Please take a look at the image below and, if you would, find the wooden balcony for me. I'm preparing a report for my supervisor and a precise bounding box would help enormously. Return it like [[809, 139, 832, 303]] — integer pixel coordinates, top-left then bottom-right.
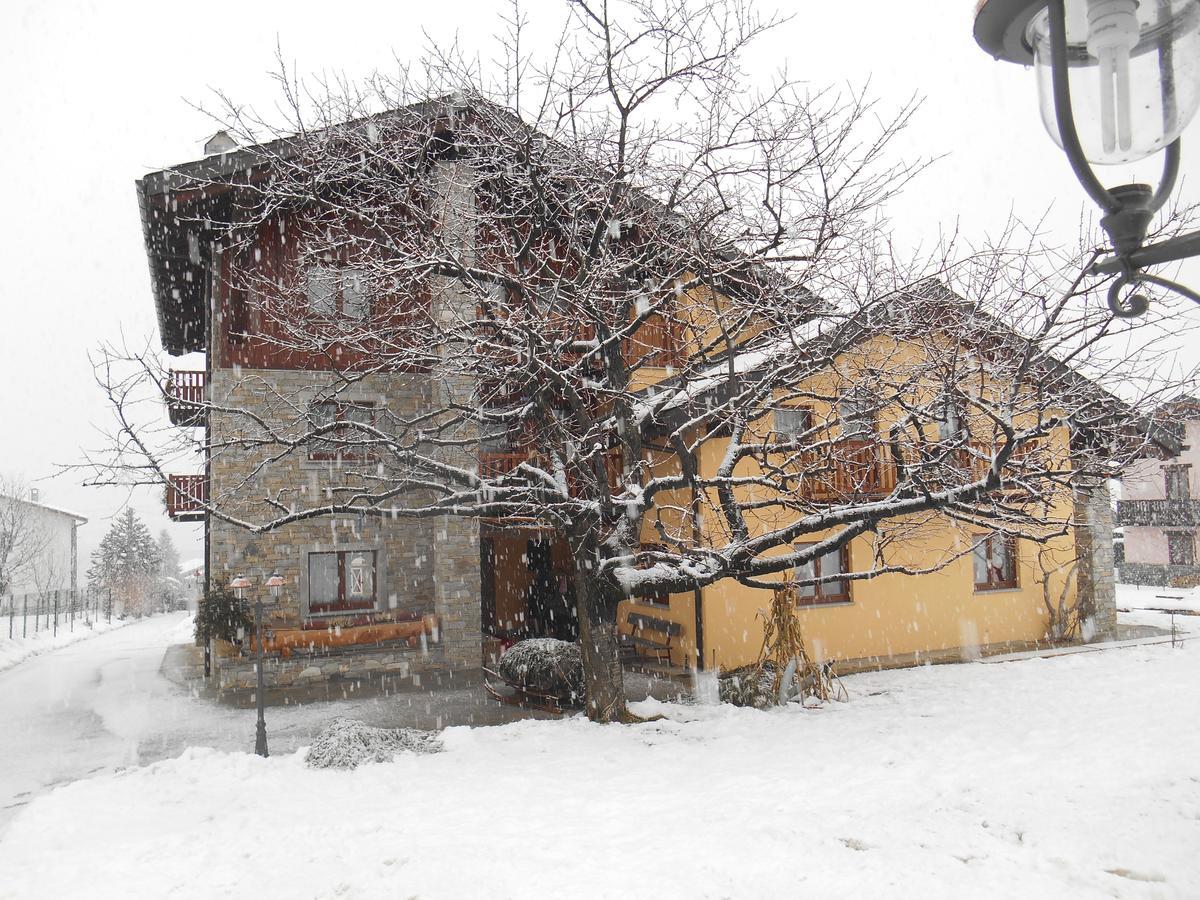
[[1118, 498, 1200, 528], [798, 440, 898, 500], [479, 451, 531, 480], [793, 439, 1047, 501], [166, 474, 207, 521], [166, 370, 206, 427], [479, 448, 625, 495]]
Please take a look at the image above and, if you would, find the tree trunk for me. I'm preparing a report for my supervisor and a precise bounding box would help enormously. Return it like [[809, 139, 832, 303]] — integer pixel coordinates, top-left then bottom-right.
[[570, 535, 631, 723]]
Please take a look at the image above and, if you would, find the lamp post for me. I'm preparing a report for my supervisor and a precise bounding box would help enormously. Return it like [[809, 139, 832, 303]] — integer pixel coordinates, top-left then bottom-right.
[[974, 0, 1200, 315], [230, 573, 270, 758]]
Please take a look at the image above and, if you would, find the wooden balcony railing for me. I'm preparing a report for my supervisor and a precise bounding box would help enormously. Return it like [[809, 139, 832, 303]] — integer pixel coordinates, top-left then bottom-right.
[[793, 439, 1048, 501], [479, 448, 624, 496], [798, 440, 898, 500], [479, 451, 531, 480], [166, 370, 206, 427], [166, 474, 207, 521], [481, 438, 1048, 506], [1117, 498, 1200, 527]]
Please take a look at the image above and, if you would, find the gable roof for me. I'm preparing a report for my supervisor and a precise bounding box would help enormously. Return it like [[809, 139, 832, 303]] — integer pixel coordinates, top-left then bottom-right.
[[637, 278, 1180, 458], [137, 96, 820, 355], [0, 495, 88, 525]]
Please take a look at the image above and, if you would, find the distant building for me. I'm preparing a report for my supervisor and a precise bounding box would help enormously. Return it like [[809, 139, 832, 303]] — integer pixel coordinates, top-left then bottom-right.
[[1, 492, 88, 596], [1118, 398, 1200, 586], [181, 557, 205, 602]]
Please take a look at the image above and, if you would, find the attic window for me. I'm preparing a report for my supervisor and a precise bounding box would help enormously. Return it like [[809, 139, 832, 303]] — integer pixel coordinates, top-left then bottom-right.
[[772, 406, 813, 443], [838, 390, 877, 441], [937, 391, 968, 442], [306, 266, 370, 319]]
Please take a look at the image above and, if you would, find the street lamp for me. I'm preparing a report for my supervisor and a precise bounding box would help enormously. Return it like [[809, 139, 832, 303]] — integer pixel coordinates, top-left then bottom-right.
[[230, 572, 271, 758], [975, 0, 1200, 315]]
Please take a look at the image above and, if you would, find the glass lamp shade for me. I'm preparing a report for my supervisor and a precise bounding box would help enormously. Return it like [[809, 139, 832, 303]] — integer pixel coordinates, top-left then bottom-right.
[[1027, 0, 1200, 164]]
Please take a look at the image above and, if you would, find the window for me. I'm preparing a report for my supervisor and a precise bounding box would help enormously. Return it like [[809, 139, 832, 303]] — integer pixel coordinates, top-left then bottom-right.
[[1165, 466, 1191, 501], [309, 401, 376, 461], [772, 405, 813, 443], [308, 550, 377, 615], [937, 391, 968, 442], [838, 390, 876, 441], [973, 533, 1018, 591], [305, 266, 370, 319], [1168, 532, 1195, 566], [793, 542, 851, 604]]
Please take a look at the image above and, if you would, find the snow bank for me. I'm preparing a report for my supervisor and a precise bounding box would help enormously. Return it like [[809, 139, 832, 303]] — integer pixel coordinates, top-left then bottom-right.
[[1116, 582, 1200, 612], [305, 717, 442, 769], [1, 643, 1197, 898], [0, 614, 136, 674]]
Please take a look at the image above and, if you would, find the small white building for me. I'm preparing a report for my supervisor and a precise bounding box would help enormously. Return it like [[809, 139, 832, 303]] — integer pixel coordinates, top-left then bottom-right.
[[0, 491, 88, 597]]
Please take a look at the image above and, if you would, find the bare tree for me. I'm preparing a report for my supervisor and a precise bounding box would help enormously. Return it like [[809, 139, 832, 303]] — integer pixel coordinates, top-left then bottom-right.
[[0, 476, 49, 599], [90, 0, 1197, 721]]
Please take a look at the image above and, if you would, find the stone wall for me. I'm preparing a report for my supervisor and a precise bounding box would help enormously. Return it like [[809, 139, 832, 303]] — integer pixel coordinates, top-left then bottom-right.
[[1073, 478, 1117, 638], [202, 156, 485, 678], [205, 367, 478, 670], [427, 159, 483, 670], [211, 641, 449, 692]]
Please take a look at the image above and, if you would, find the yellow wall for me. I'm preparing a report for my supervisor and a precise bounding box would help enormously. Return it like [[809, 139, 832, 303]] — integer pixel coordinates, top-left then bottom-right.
[[619, 330, 1081, 671]]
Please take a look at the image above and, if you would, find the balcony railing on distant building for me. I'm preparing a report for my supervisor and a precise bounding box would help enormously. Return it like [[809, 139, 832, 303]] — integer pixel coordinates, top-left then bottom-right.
[[166, 370, 206, 427], [1117, 498, 1200, 528], [166, 475, 207, 522]]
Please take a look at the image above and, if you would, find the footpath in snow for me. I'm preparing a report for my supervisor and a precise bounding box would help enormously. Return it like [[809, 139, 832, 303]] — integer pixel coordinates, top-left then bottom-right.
[[0, 637, 1196, 899], [0, 613, 132, 673]]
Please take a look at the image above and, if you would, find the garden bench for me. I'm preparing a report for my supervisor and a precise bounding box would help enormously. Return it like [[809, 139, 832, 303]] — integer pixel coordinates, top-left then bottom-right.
[[618, 611, 682, 668]]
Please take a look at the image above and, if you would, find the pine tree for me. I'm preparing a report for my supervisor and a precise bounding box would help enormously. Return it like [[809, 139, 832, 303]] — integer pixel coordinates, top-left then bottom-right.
[[157, 529, 181, 580], [88, 508, 162, 617]]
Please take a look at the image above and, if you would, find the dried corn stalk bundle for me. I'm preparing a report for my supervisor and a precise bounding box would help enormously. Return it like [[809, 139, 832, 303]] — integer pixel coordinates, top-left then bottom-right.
[[723, 576, 845, 707]]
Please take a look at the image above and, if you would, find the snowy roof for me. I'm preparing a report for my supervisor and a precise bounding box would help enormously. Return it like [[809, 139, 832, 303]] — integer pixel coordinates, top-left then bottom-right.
[[0, 495, 88, 524], [137, 96, 820, 356]]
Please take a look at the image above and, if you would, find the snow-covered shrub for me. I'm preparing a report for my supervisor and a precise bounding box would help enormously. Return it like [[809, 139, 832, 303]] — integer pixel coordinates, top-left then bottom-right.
[[718, 663, 779, 708], [305, 717, 443, 769], [496, 638, 584, 704]]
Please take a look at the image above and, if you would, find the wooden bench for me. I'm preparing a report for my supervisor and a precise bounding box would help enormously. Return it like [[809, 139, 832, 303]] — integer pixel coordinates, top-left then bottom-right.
[[618, 611, 683, 668]]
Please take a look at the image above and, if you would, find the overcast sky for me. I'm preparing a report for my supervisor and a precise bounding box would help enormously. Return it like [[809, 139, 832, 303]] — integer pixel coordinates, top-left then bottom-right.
[[2, 0, 1197, 572]]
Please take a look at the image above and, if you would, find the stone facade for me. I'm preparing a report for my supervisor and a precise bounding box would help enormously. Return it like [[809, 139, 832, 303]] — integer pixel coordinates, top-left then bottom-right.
[[200, 159, 488, 681], [211, 641, 449, 692], [1073, 478, 1117, 638], [205, 365, 481, 675]]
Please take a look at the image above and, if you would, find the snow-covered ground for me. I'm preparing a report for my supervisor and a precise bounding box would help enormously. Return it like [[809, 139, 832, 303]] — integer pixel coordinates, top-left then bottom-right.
[[1, 632, 1196, 898], [1116, 583, 1199, 635], [0, 610, 524, 833], [0, 612, 132, 673]]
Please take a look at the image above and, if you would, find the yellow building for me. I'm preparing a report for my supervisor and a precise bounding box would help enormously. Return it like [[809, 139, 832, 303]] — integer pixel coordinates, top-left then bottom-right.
[[488, 294, 1130, 675]]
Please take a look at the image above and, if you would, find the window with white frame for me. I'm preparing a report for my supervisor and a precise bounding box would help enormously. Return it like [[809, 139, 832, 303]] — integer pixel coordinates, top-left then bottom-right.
[[837, 390, 876, 441], [305, 266, 370, 319], [937, 390, 968, 442]]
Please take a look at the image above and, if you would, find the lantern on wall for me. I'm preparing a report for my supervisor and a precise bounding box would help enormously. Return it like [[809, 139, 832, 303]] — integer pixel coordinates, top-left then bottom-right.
[[229, 573, 250, 600], [349, 555, 369, 597]]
